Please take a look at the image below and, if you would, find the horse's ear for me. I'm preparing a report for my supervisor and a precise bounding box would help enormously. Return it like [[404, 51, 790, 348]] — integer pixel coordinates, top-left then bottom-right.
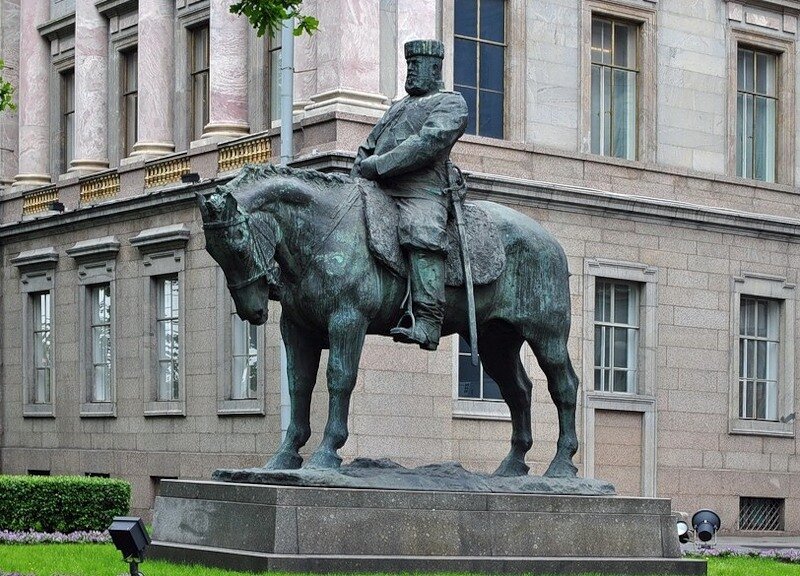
[[223, 191, 240, 217], [196, 192, 210, 222]]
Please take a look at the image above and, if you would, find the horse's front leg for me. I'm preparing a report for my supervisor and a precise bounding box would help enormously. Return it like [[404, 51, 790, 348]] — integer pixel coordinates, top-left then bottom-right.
[[264, 315, 322, 470], [305, 309, 368, 469]]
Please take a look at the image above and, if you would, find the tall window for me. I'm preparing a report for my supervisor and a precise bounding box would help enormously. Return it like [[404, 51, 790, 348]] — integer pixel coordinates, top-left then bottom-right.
[[32, 292, 53, 404], [89, 284, 112, 403], [594, 280, 639, 393], [590, 17, 637, 160], [156, 275, 180, 401], [739, 297, 779, 421], [61, 69, 75, 172], [190, 24, 210, 140], [269, 32, 282, 123], [231, 313, 258, 400], [453, 0, 505, 138], [457, 336, 502, 401], [121, 48, 138, 158], [737, 48, 777, 182]]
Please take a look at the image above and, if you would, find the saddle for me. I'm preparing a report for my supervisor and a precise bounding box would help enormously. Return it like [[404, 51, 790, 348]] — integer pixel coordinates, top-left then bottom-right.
[[360, 180, 506, 287]]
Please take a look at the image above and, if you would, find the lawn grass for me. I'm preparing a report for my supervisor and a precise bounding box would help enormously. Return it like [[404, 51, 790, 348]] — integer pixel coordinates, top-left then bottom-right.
[[1, 542, 798, 576]]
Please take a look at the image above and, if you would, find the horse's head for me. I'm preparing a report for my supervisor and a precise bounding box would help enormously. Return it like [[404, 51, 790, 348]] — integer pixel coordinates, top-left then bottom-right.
[[197, 190, 277, 325]]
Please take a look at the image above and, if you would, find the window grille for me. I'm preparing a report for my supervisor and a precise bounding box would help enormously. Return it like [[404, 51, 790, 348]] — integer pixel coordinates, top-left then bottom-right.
[[739, 497, 785, 531]]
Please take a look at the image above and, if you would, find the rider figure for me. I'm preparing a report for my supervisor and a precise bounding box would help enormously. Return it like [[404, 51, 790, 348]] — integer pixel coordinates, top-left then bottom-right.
[[351, 39, 468, 351]]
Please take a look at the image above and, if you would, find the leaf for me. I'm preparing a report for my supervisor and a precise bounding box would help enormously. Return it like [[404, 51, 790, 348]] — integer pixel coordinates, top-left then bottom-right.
[[229, 0, 316, 38]]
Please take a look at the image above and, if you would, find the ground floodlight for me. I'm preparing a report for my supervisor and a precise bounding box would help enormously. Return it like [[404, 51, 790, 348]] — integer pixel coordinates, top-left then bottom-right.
[[691, 509, 721, 543], [109, 516, 150, 575], [676, 519, 690, 544]]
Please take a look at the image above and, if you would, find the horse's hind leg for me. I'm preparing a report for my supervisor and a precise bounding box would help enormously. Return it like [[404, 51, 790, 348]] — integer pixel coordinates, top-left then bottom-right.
[[527, 332, 579, 478], [265, 315, 322, 470], [475, 325, 532, 477]]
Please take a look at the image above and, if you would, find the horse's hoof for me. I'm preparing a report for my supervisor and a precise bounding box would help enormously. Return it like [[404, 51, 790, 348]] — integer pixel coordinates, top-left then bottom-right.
[[304, 450, 343, 470], [493, 457, 530, 477], [544, 458, 578, 478], [264, 451, 303, 470]]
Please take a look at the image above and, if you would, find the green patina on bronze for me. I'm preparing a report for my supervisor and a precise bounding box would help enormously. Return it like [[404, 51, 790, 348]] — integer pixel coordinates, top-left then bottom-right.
[[198, 40, 580, 478]]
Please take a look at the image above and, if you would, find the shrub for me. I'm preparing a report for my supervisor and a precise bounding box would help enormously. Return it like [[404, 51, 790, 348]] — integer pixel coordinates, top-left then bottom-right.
[[0, 475, 130, 533]]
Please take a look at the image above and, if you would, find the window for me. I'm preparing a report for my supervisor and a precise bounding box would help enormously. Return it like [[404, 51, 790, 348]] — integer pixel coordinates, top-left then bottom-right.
[[156, 275, 180, 402], [121, 48, 138, 158], [269, 31, 282, 123], [61, 69, 75, 172], [190, 24, 210, 140], [453, 0, 505, 138], [89, 284, 112, 403], [457, 336, 501, 401], [590, 17, 637, 159], [730, 273, 795, 437], [131, 224, 190, 416], [231, 313, 258, 400], [738, 297, 779, 421], [594, 280, 639, 393], [736, 47, 777, 182], [12, 247, 59, 418], [739, 497, 785, 531], [31, 292, 53, 405]]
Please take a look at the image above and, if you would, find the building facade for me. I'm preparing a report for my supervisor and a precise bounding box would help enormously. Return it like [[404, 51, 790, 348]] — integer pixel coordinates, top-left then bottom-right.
[[0, 0, 798, 534]]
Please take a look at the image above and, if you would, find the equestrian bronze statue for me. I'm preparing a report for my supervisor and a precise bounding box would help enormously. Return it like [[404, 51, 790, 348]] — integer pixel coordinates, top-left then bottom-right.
[[198, 40, 580, 478]]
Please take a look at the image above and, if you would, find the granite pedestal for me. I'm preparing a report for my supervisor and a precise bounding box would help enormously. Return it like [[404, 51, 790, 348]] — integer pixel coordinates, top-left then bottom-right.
[[150, 479, 706, 574]]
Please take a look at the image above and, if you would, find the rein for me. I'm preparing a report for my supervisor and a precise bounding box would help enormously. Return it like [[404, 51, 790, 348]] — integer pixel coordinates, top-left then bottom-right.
[[203, 212, 278, 290]]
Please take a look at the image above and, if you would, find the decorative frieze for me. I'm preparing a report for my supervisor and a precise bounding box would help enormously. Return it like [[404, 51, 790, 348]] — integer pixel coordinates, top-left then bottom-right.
[[144, 156, 190, 188], [80, 173, 120, 204], [218, 136, 271, 173], [22, 187, 58, 216]]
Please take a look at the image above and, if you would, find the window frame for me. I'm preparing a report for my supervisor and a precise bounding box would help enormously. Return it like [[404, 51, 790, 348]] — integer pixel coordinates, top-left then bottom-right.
[[60, 67, 75, 174], [452, 336, 511, 421], [728, 29, 795, 185], [582, 258, 658, 497], [729, 273, 795, 437], [580, 1, 656, 163], [130, 225, 190, 417], [593, 279, 641, 394], [215, 268, 267, 415], [12, 248, 59, 418], [189, 22, 210, 142], [120, 46, 139, 160], [66, 236, 121, 418], [442, 0, 526, 142]]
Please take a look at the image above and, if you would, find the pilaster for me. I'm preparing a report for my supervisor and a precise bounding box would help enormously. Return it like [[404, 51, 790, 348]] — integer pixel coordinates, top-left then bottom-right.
[[13, 0, 51, 189], [130, 0, 175, 159], [69, 0, 109, 175], [200, 0, 250, 143]]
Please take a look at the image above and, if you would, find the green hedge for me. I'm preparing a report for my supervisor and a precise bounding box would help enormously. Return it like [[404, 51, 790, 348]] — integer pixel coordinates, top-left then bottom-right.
[[0, 475, 130, 533]]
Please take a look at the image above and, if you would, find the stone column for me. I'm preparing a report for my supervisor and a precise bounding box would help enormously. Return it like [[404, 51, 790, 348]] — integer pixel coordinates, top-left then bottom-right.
[[13, 0, 50, 188], [69, 0, 109, 174], [201, 0, 250, 141], [395, 0, 437, 97], [0, 0, 20, 189], [304, 0, 388, 117], [130, 0, 174, 158]]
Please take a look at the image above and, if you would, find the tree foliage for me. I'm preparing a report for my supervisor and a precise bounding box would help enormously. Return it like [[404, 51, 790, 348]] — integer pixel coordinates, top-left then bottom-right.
[[229, 0, 318, 38], [0, 59, 14, 112]]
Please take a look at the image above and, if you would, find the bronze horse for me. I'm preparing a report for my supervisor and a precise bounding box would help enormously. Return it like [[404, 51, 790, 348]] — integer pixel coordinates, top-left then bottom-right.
[[198, 164, 580, 478]]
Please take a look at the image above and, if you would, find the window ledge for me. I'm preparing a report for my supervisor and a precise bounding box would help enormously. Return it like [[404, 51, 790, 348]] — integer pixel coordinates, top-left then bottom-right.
[[144, 401, 186, 417], [23, 404, 55, 418], [585, 392, 656, 412], [452, 399, 511, 421], [217, 399, 265, 416], [729, 419, 794, 437], [80, 402, 116, 418]]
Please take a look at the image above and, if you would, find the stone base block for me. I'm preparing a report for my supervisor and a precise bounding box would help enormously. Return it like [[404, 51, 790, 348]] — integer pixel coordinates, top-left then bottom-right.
[[150, 480, 706, 575]]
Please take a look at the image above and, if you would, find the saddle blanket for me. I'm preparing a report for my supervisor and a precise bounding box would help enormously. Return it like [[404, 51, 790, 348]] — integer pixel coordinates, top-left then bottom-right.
[[361, 180, 506, 287]]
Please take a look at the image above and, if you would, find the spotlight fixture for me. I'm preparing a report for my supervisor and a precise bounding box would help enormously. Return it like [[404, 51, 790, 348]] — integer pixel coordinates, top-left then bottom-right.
[[48, 201, 65, 212], [692, 509, 721, 543], [109, 516, 151, 576], [676, 519, 690, 544], [181, 172, 201, 184]]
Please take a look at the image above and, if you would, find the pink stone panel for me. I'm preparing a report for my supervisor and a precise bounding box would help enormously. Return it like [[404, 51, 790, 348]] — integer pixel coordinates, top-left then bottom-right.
[[315, 0, 380, 94], [17, 0, 49, 177], [0, 0, 20, 184], [208, 0, 249, 129], [136, 0, 174, 148], [74, 0, 108, 164], [396, 0, 437, 96]]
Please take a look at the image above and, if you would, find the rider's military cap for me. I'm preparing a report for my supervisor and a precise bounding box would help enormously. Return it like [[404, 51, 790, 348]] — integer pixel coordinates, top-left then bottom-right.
[[404, 39, 445, 60]]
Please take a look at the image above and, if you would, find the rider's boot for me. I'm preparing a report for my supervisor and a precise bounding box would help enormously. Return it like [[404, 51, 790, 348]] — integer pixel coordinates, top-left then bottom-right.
[[390, 249, 446, 351]]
